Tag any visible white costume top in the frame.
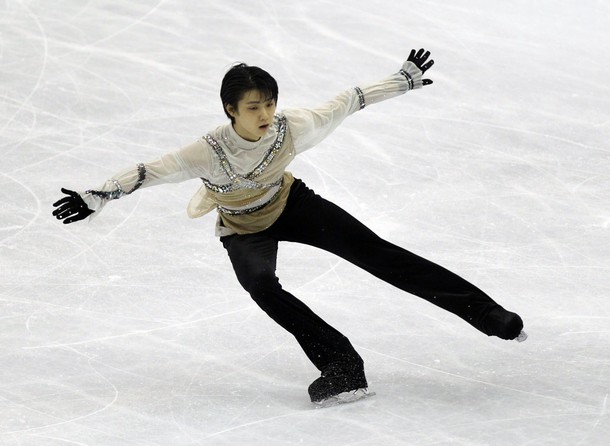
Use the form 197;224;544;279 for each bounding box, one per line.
82;62;425;236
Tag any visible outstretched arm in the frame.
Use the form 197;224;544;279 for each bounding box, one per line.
52;139;213;224
287;48;435;154
52;162;148;224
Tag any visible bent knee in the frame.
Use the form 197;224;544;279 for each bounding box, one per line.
237;269;281;296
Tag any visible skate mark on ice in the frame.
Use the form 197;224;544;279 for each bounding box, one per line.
357;346;595;408
0;2;48;137
23;306;252;350
203;410;310;441
0;173;41;245
3;346;119;435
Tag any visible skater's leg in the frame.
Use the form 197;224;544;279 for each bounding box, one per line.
221;232;363;371
270;179;523;340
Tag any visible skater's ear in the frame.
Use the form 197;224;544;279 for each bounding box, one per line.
225;103;238;118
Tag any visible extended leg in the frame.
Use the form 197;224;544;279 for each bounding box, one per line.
269;180;523;340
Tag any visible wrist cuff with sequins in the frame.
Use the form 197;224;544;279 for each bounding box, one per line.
354;86;366;110
399;70;415;90
85;163;147;200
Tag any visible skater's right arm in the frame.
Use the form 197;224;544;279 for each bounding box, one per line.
52;139;213;224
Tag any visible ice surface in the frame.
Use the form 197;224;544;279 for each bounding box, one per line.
1;0;609;445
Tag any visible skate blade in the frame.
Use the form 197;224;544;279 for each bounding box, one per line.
313;388;375;409
515;330;528;343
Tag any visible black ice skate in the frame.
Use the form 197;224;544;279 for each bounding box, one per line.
483;306;527;341
308;361;374;408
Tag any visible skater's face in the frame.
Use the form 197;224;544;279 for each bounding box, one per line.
226;89;277;142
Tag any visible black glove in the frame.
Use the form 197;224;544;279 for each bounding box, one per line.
52;188;94;224
408;48;434;85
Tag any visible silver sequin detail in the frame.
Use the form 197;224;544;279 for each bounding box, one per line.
86;163;147;200
399;69;414;90
130;163;147;194
201;115;287;194
216;178;284;216
354;86;365;110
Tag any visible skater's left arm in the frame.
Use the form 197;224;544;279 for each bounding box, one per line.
287;48;434;153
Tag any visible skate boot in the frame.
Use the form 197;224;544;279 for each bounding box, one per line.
308;361;374;408
483;306;526;341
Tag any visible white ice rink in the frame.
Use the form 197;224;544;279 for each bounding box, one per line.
2;0;609;444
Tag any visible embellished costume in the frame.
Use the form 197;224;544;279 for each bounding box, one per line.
82;62;424;236
77;60;525;405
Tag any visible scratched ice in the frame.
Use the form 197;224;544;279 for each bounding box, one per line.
1;0;609;445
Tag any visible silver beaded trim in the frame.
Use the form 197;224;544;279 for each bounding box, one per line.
86;163;147;200
130;163;147;194
110;179;124;196
201;176;283;194
354;86;365;110
399;69;414;90
200;115;287;194
216;178;284;215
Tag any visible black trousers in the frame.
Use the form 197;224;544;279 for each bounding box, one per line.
221;178;507;372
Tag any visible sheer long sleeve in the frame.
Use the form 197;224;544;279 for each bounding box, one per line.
286;61;424;154
81;139;212;215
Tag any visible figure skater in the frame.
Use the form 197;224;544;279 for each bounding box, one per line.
53;49;527;407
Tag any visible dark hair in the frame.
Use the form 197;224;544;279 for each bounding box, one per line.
220;63;279;123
